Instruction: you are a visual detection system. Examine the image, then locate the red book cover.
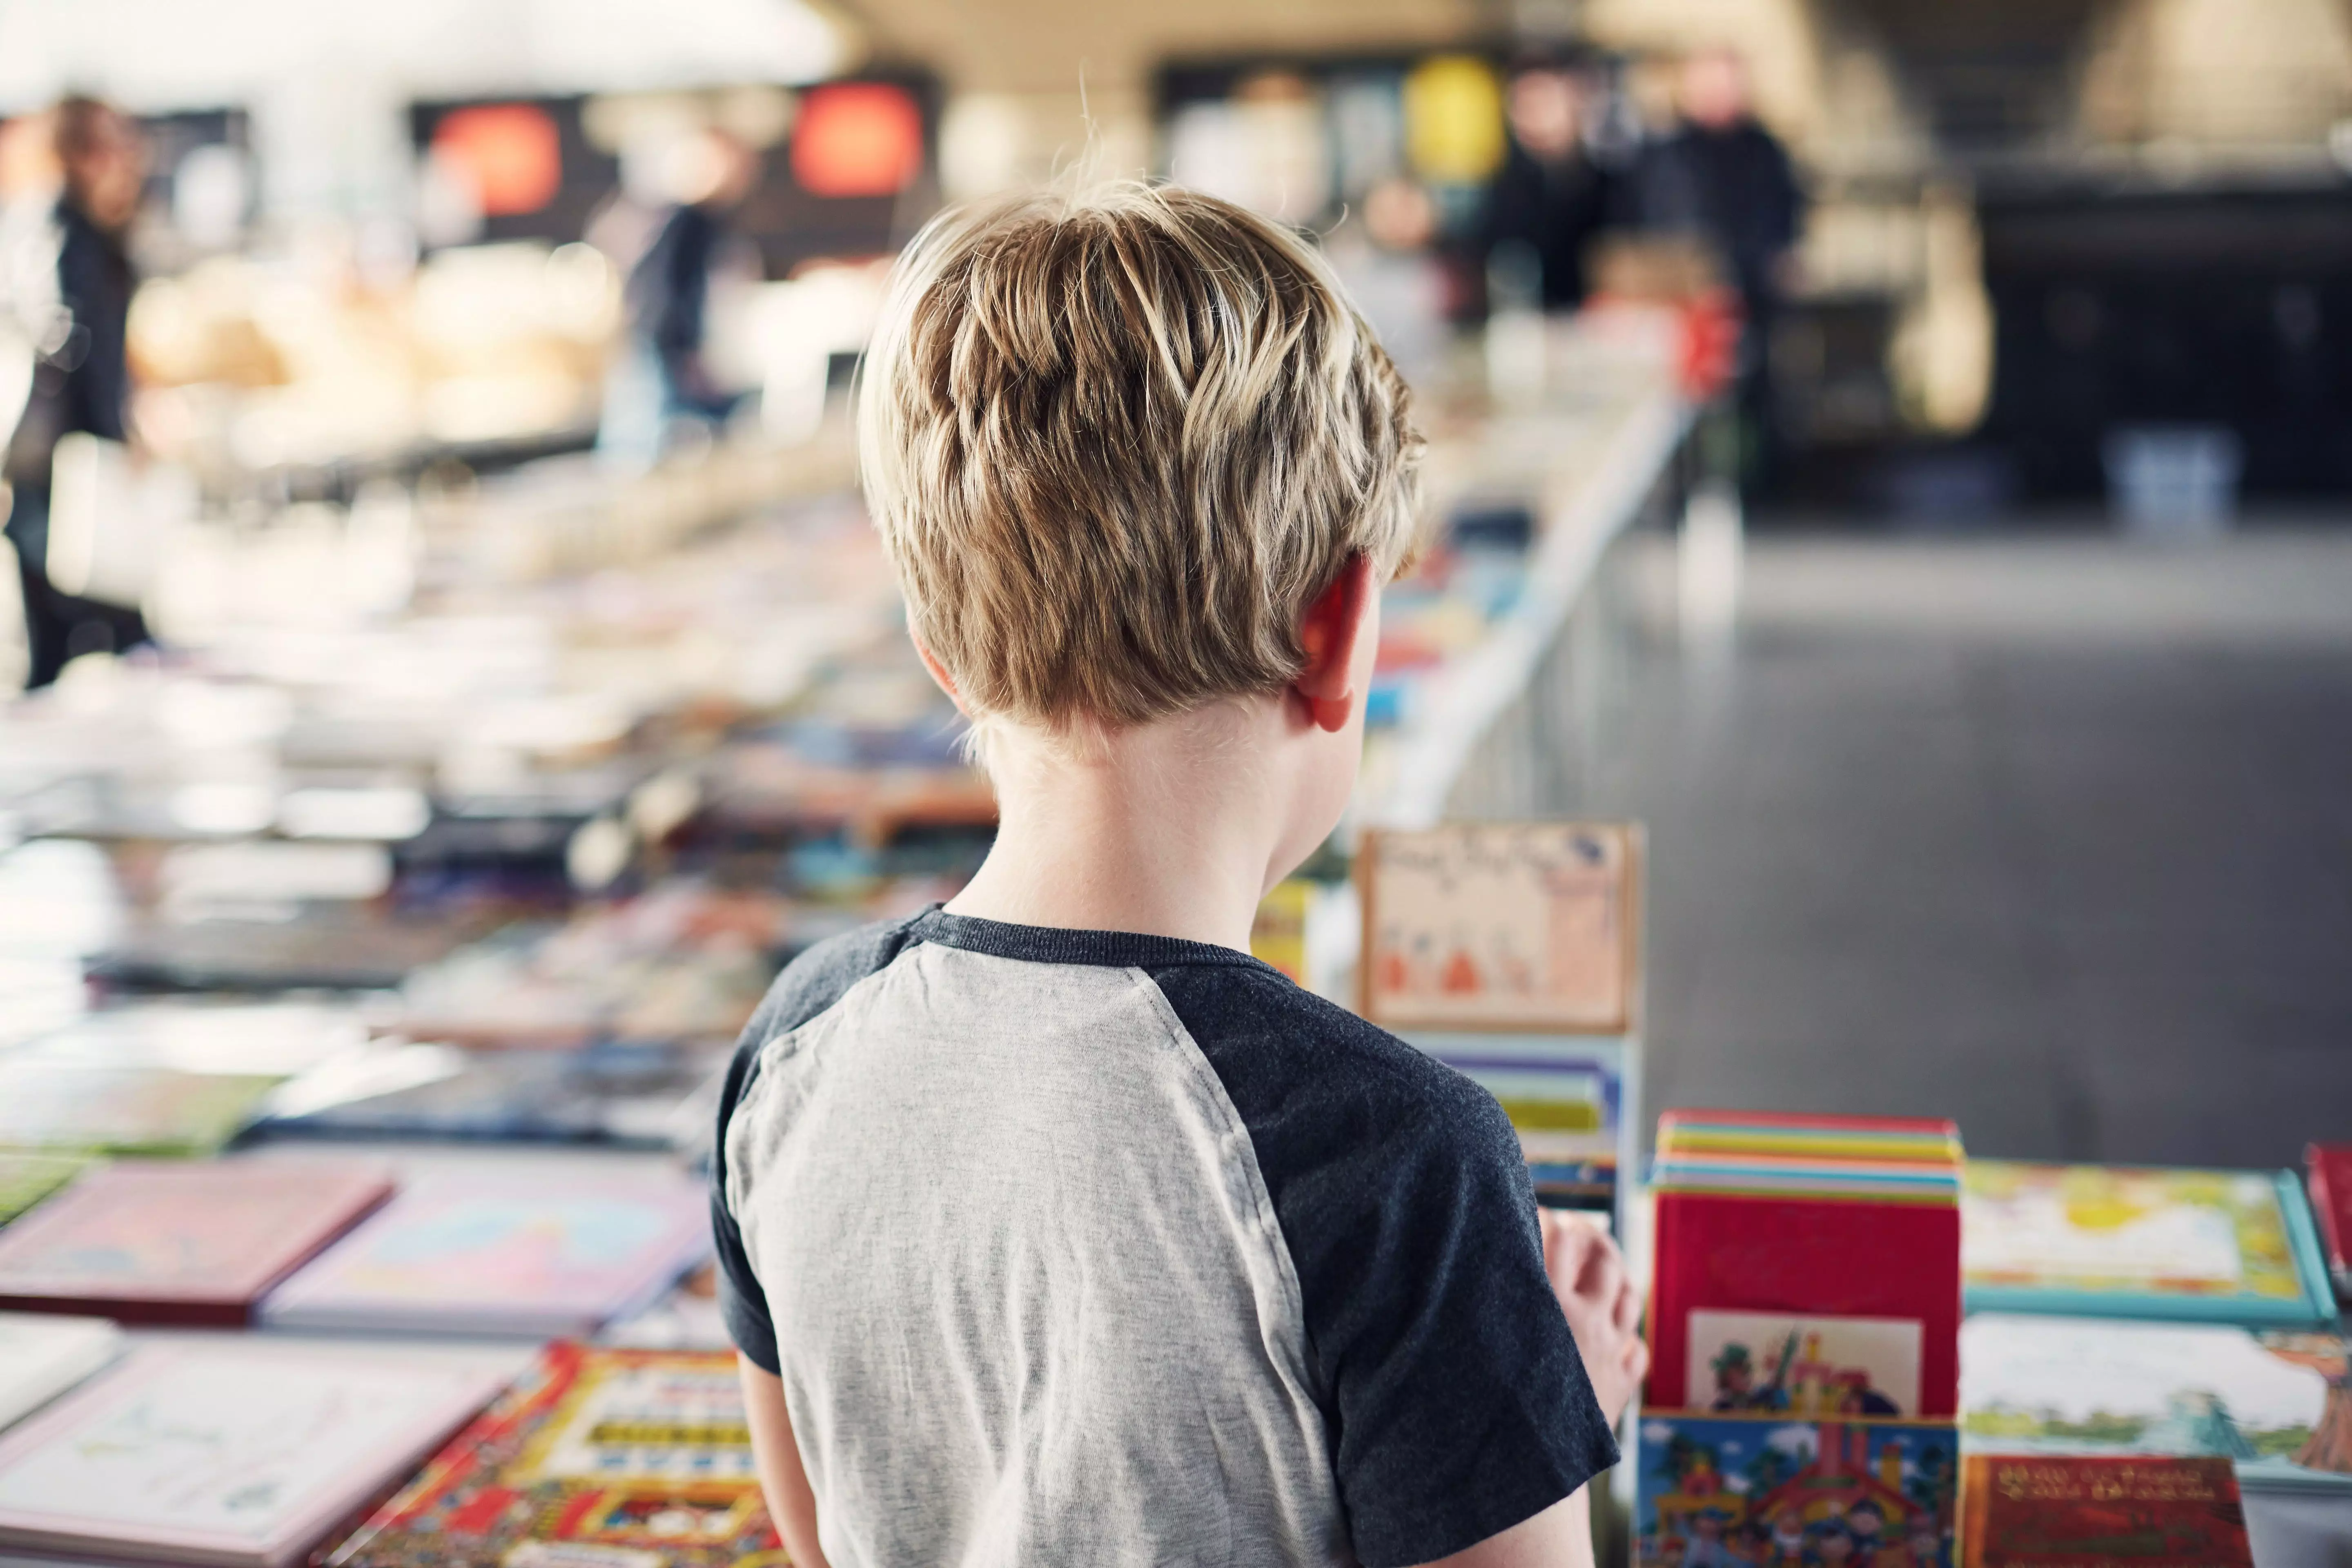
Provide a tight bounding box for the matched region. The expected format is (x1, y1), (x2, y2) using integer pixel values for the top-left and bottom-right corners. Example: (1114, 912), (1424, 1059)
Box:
(2307, 1143), (2350, 1294)
(1960, 1455), (2250, 1568)
(1650, 1190), (1962, 1415)
(0, 1159), (393, 1325)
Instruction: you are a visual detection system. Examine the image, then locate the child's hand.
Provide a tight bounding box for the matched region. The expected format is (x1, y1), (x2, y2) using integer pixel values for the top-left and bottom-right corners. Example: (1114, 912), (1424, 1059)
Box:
(1541, 1210), (1648, 1428)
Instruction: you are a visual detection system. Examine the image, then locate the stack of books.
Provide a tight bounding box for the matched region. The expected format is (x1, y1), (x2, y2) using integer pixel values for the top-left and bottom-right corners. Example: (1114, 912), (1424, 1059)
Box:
(1635, 1111), (1964, 1568)
(1958, 1158), (2351, 1509)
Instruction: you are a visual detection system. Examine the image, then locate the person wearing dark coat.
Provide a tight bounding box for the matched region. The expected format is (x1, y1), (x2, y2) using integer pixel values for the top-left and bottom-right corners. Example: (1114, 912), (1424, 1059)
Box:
(1478, 60), (1622, 313)
(4, 96), (150, 690)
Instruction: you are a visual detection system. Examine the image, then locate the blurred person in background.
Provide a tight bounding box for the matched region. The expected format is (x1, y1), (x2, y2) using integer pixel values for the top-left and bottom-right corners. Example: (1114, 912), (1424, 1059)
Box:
(2, 96), (151, 690)
(1643, 48), (1800, 491)
(1478, 53), (1623, 314)
(1326, 176), (1449, 387)
(599, 127), (759, 469)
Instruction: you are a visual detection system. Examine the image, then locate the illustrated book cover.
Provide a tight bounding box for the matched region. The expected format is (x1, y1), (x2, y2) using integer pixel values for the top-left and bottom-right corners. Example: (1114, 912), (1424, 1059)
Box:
(0, 1159), (393, 1325)
(260, 1167), (711, 1336)
(327, 1343), (784, 1568)
(1958, 1455), (2250, 1568)
(1962, 1161), (2336, 1326)
(0, 1312), (122, 1435)
(0, 1341), (507, 1568)
(0, 1061), (285, 1156)
(1633, 1411), (1958, 1568)
(1359, 821), (1640, 1033)
(1959, 1313), (2352, 1494)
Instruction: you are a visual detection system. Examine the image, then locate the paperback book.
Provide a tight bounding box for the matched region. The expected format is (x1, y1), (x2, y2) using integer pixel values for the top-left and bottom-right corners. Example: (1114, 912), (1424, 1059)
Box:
(1958, 1455), (2251, 1568)
(2305, 1143), (2350, 1299)
(263, 1042), (728, 1149)
(261, 1167), (712, 1336)
(1959, 1313), (2352, 1495)
(1633, 1411), (1958, 1568)
(328, 1343), (784, 1568)
(0, 1341), (508, 1568)
(1962, 1161), (2336, 1326)
(0, 1312), (122, 1434)
(0, 1159), (394, 1325)
(0, 1061), (285, 1156)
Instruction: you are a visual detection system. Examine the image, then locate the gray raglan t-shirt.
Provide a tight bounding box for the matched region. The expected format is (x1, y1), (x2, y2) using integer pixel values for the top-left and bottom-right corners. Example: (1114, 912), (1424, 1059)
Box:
(712, 907), (1616, 1568)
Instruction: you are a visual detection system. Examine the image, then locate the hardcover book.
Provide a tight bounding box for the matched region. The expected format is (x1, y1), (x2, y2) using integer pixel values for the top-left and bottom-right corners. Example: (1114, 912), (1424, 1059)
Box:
(0, 1341), (507, 1568)
(0, 1312), (122, 1434)
(2306, 1144), (2350, 1298)
(1633, 1411), (1958, 1568)
(1962, 1162), (2336, 1326)
(1359, 821), (1641, 1034)
(327, 1343), (784, 1568)
(1958, 1455), (2250, 1568)
(0, 1061), (286, 1156)
(261, 1168), (711, 1336)
(0, 1159), (394, 1325)
(1959, 1313), (2352, 1494)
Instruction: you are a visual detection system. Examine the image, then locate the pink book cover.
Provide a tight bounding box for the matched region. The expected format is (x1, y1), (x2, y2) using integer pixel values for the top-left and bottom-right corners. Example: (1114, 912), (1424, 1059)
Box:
(260, 1167), (712, 1335)
(0, 1341), (508, 1568)
(0, 1160), (394, 1326)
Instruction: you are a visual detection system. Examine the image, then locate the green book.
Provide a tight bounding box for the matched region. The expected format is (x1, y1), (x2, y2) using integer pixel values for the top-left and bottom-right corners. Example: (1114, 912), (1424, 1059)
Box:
(0, 1154), (87, 1225)
(0, 1063), (284, 1158)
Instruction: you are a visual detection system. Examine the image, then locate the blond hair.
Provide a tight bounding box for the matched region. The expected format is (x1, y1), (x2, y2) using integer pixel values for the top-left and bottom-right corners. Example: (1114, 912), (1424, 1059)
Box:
(858, 183), (1423, 736)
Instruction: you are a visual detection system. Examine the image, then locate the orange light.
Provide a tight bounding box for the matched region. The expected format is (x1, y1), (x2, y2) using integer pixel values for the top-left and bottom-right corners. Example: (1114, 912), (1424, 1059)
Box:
(791, 82), (924, 198)
(434, 103), (563, 217)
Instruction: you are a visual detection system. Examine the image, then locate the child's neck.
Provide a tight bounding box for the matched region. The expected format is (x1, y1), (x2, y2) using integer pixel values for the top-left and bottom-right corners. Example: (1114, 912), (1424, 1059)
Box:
(944, 702), (1290, 954)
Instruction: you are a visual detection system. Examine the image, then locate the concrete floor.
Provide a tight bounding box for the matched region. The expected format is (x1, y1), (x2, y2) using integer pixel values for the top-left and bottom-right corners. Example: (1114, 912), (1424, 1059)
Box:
(1590, 528), (2352, 1167)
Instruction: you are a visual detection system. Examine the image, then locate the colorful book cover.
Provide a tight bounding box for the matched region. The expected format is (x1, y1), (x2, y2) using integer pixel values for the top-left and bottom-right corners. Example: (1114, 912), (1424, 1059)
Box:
(1634, 1412), (1958, 1568)
(261, 1169), (711, 1336)
(2305, 1144), (2350, 1297)
(1688, 1312), (1923, 1419)
(0, 1312), (123, 1434)
(1359, 822), (1639, 1034)
(0, 1062), (285, 1156)
(327, 1344), (784, 1568)
(0, 1153), (87, 1225)
(0, 1342), (507, 1568)
(1958, 1455), (2250, 1568)
(1651, 1191), (1963, 1417)
(1959, 1314), (2352, 1494)
(1962, 1162), (2336, 1325)
(0, 1160), (394, 1325)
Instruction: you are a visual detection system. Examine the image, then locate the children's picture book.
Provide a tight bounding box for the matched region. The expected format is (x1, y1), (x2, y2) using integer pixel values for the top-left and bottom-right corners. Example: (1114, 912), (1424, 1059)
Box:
(1959, 1314), (2352, 1494)
(1686, 1312), (1924, 1419)
(0, 1062), (286, 1156)
(1650, 1111), (1963, 1419)
(1958, 1455), (2251, 1568)
(0, 1312), (123, 1434)
(1359, 822), (1639, 1033)
(0, 1153), (87, 1226)
(327, 1343), (783, 1568)
(1962, 1162), (2336, 1326)
(2305, 1143), (2350, 1298)
(1633, 1412), (1958, 1568)
(0, 1342), (508, 1568)
(261, 1168), (712, 1336)
(0, 1159), (393, 1325)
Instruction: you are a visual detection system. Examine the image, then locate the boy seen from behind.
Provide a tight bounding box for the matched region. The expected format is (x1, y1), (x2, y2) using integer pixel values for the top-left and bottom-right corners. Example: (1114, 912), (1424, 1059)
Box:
(713, 184), (1648, 1568)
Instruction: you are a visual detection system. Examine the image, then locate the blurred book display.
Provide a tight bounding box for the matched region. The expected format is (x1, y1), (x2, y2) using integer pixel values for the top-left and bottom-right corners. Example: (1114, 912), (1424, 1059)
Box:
(0, 1156), (86, 1226)
(0, 1160), (392, 1326)
(0, 1343), (508, 1568)
(1959, 1315), (2352, 1497)
(1961, 1160), (2337, 1326)
(327, 1344), (782, 1568)
(1957, 1456), (2252, 1568)
(258, 1167), (710, 1336)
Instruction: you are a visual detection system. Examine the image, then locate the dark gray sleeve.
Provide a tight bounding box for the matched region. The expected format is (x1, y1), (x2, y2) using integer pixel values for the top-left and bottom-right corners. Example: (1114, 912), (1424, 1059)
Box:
(712, 915), (922, 1374)
(1152, 964), (1619, 1568)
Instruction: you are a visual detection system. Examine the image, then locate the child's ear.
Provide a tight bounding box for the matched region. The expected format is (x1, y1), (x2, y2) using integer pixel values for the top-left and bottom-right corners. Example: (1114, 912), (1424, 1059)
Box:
(911, 634), (971, 716)
(1293, 554), (1375, 735)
